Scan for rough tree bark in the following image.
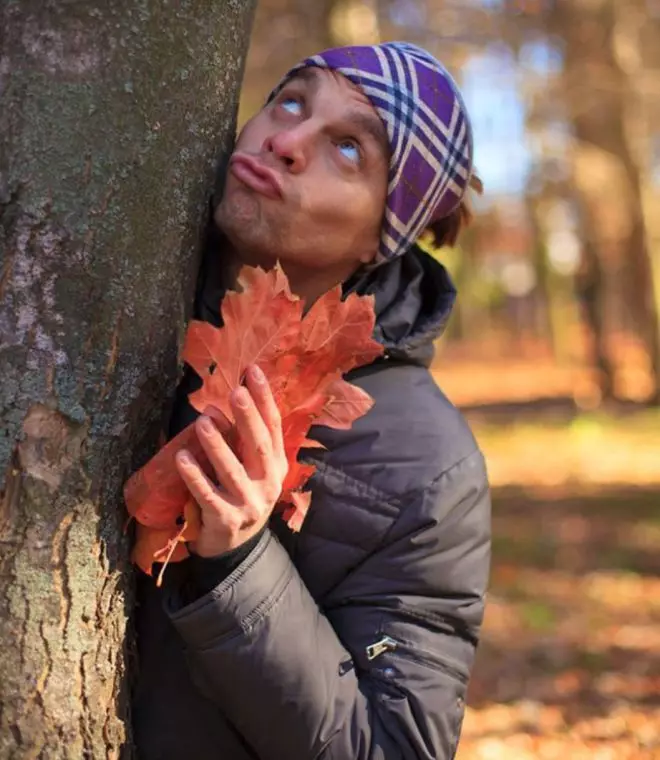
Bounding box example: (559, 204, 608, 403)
(0, 1, 255, 757)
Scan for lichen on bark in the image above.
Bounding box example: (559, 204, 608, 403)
(0, 1, 256, 757)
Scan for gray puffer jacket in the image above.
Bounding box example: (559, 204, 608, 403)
(133, 245, 491, 760)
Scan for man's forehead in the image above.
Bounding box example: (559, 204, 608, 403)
(287, 66, 365, 99)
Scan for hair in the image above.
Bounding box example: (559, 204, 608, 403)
(425, 173, 484, 249)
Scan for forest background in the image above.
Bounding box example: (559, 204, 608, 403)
(240, 1, 660, 757)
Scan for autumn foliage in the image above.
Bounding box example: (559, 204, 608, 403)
(124, 264, 383, 583)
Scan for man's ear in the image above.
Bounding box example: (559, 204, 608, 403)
(358, 250, 377, 265)
(357, 238, 380, 265)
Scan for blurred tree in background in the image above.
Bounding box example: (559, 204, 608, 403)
(239, 5, 660, 757)
(241, 0, 660, 407)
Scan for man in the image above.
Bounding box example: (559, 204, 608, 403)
(134, 42, 491, 759)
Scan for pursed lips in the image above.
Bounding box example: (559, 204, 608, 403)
(230, 154, 284, 200)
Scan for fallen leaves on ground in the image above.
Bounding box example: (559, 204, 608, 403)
(433, 358, 659, 758)
(455, 485, 660, 760)
(470, 412, 660, 489)
(433, 332, 655, 407)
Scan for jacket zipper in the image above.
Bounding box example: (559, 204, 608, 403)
(366, 636, 398, 661)
(366, 635, 468, 683)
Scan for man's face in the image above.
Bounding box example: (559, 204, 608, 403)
(214, 68, 389, 274)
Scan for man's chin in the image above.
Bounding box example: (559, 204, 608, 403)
(213, 219, 273, 271)
(214, 193, 290, 269)
(234, 247, 277, 270)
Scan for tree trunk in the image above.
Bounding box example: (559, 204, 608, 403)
(0, 2, 255, 758)
(610, 0, 660, 401)
(575, 220, 616, 402)
(552, 0, 660, 401)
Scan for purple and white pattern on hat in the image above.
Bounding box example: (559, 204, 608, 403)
(268, 42, 475, 261)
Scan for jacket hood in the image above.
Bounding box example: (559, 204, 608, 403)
(345, 245, 456, 367)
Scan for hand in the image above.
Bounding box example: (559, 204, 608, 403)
(175, 364, 288, 557)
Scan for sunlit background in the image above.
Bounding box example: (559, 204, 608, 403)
(240, 2, 660, 758)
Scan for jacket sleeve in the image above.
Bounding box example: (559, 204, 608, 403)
(166, 450, 491, 760)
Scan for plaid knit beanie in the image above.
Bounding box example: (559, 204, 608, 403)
(268, 42, 475, 262)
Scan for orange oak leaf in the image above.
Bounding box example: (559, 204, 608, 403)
(124, 263, 383, 583)
(124, 406, 230, 529)
(132, 522, 189, 576)
(124, 408, 230, 584)
(301, 289, 385, 369)
(184, 266, 302, 422)
(280, 491, 312, 533)
(131, 498, 202, 585)
(314, 378, 375, 430)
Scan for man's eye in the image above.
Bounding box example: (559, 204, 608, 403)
(338, 140, 360, 163)
(280, 97, 302, 115)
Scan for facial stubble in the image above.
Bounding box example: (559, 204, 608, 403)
(214, 184, 293, 268)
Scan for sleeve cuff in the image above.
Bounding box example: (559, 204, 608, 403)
(166, 530, 295, 648)
(187, 525, 267, 599)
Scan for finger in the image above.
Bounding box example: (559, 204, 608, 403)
(175, 450, 235, 521)
(245, 365, 284, 460)
(231, 384, 273, 479)
(202, 404, 232, 434)
(195, 415, 252, 500)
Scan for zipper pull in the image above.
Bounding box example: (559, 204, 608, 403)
(366, 636, 397, 661)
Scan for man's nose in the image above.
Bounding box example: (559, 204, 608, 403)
(263, 123, 315, 173)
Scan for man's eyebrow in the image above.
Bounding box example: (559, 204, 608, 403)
(344, 110, 389, 153)
(286, 67, 321, 91)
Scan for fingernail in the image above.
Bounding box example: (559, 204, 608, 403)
(233, 387, 249, 408)
(199, 415, 214, 434)
(250, 365, 265, 384)
(177, 451, 191, 465)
